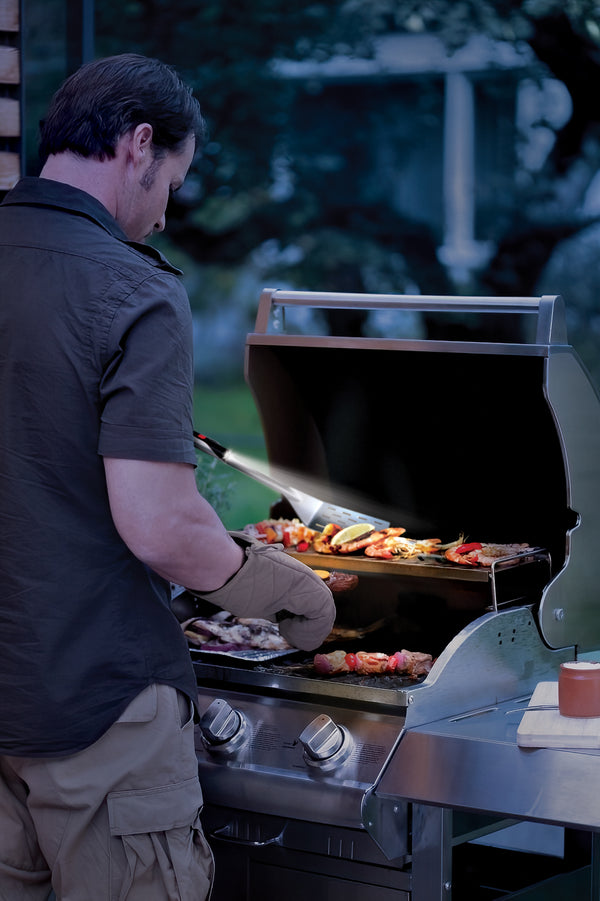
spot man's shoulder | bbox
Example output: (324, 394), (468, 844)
(2, 177), (183, 279)
(122, 240), (183, 278)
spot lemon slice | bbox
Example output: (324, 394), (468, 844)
(329, 522), (374, 547)
(313, 569), (331, 580)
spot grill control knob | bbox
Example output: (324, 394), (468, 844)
(199, 699), (248, 754)
(298, 714), (354, 771)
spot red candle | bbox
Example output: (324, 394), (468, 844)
(559, 661), (600, 718)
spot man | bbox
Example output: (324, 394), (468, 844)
(0, 54), (335, 901)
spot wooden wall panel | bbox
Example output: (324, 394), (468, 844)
(0, 151), (19, 186)
(0, 0), (20, 190)
(0, 46), (19, 83)
(0, 0), (19, 32)
(0, 98), (19, 136)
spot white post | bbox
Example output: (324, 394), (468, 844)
(438, 71), (493, 282)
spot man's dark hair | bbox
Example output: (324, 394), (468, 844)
(39, 53), (206, 165)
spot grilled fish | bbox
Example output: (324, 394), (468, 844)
(183, 614), (291, 651)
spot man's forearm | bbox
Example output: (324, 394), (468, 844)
(104, 456), (245, 590)
(140, 518), (245, 591)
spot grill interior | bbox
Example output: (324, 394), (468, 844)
(247, 345), (573, 571)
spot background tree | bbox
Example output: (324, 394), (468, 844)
(95, 0), (600, 384)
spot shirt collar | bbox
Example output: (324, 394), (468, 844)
(2, 177), (183, 274)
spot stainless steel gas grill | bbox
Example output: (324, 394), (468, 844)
(192, 291), (600, 900)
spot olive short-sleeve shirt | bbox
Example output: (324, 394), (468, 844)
(0, 178), (199, 755)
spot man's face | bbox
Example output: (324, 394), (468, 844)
(120, 133), (195, 242)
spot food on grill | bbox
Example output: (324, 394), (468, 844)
(184, 611), (386, 655)
(183, 613), (291, 651)
(444, 541), (531, 566)
(365, 534), (442, 558)
(329, 522), (375, 548)
(242, 517), (528, 567)
(334, 526), (407, 554)
(312, 522), (341, 554)
(314, 649), (433, 677)
(242, 517), (317, 551)
(312, 523), (441, 558)
(313, 569), (359, 593)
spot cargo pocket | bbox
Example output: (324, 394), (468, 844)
(108, 776), (214, 901)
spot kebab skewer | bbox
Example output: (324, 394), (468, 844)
(314, 648), (433, 677)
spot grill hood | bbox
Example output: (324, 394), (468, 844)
(243, 290), (600, 653)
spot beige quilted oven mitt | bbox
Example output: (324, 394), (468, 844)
(196, 533), (336, 651)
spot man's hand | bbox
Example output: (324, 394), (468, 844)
(195, 536), (336, 651)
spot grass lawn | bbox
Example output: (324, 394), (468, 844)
(193, 380), (279, 529)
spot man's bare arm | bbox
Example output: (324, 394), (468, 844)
(103, 457), (244, 591)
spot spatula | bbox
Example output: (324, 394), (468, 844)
(193, 431), (389, 532)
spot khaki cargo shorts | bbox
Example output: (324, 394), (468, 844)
(0, 684), (214, 901)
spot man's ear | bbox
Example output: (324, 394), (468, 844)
(131, 122), (154, 163)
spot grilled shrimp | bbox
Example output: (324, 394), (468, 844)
(335, 526), (406, 554)
(312, 522), (342, 554)
(365, 535), (441, 559)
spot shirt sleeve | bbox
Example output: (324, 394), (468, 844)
(97, 272), (197, 465)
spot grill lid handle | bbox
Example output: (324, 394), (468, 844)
(254, 289), (568, 346)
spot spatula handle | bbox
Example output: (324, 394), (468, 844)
(193, 431), (228, 461)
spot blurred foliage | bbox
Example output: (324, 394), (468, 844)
(192, 382), (277, 528)
(194, 455), (278, 529)
(94, 0), (600, 385)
